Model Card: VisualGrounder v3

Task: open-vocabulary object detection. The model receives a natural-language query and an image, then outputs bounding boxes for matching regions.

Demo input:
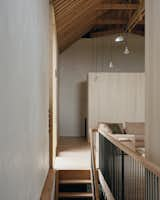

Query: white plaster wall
[49,5,58,163]
[59,34,144,137]
[145,0,160,166]
[0,0,50,199]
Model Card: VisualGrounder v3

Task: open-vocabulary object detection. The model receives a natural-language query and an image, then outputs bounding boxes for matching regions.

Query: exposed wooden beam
[97,3,139,11]
[126,0,145,32]
[96,18,144,25]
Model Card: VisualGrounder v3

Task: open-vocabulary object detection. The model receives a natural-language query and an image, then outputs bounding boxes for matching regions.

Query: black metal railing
[99,133,160,200]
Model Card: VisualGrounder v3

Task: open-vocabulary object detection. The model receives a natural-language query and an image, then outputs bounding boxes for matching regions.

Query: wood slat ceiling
[53,0,144,53]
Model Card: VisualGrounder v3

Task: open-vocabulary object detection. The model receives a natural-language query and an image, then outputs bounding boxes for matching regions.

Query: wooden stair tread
[59,179,92,184]
[59,170,91,180]
[59,192,93,198]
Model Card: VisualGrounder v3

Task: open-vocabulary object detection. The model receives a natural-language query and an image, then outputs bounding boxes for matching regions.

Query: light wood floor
[54,137,91,170]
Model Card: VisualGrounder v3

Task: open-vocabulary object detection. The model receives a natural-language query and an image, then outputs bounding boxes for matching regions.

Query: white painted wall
[49,5,58,163]
[59,34,144,137]
[145,0,160,166]
[0,0,51,199]
[88,73,145,133]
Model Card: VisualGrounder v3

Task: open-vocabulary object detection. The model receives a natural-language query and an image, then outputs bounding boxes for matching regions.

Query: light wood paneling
[88,73,145,137]
[145,0,160,166]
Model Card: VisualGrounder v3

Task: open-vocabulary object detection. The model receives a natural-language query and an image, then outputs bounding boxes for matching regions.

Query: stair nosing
[59,179,92,184]
[59,192,93,198]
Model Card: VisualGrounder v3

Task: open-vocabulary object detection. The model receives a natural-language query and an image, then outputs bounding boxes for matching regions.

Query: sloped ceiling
[53,0,144,53]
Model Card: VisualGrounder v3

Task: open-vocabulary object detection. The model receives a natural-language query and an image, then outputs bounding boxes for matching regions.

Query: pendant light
[108,38,114,69]
[109,61,114,68]
[124,45,130,55]
[123,32,130,55]
[115,35,124,43]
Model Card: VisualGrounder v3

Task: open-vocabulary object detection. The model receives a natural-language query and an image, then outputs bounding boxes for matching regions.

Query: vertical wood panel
[88,73,145,134]
[145,0,160,165]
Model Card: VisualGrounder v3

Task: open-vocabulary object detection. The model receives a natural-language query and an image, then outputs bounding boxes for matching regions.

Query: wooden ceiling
[53,0,144,53]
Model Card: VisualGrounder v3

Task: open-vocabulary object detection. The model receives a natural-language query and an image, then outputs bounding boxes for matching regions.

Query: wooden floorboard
[55,137,91,170]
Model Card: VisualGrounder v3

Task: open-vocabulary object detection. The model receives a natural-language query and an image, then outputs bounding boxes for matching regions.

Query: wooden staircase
[55,170,94,199]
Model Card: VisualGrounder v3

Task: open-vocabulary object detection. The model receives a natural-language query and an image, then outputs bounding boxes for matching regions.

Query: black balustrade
[99,133,160,200]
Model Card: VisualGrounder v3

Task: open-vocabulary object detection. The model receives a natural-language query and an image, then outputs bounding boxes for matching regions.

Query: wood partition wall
[88,73,145,137]
[88,73,145,167]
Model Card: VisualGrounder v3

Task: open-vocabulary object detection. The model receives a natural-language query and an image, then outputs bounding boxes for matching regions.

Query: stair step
[59,179,92,184]
[59,170,91,180]
[59,192,93,198]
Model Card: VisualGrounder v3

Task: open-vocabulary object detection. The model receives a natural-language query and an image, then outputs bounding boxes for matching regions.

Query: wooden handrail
[90,129,100,200]
[97,128,160,178]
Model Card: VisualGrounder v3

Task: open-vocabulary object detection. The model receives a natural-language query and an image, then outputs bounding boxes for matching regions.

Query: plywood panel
[145,0,160,165]
[88,73,145,134]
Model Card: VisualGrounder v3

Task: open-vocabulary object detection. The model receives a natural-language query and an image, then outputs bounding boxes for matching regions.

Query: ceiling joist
[53,0,145,52]
[126,0,145,32]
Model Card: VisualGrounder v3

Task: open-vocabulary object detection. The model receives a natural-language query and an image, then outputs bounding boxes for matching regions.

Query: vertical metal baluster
[153,173,155,200]
[135,160,137,200]
[130,156,132,200]
[138,162,140,200]
[146,170,148,200]
[142,165,144,200]
[151,172,153,200]
[157,177,159,200]
[136,160,138,200]
[149,171,151,200]
[115,149,117,199]
[134,158,135,200]
[148,169,149,200]
[148,170,150,200]
[129,157,131,200]
[147,170,149,200]
[112,144,114,195]
[155,174,157,200]
[152,172,154,200]
[122,151,124,200]
[131,157,133,200]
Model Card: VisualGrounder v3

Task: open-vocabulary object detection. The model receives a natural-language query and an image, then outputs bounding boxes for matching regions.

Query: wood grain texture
[98,169,115,200]
[88,73,145,138]
[53,0,104,52]
[59,192,93,198]
[55,137,91,169]
[52,0,144,52]
[40,169,55,200]
[145,0,160,166]
[90,129,100,200]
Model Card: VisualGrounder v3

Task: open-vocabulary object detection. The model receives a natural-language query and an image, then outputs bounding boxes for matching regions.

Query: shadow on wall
[78,81,87,137]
